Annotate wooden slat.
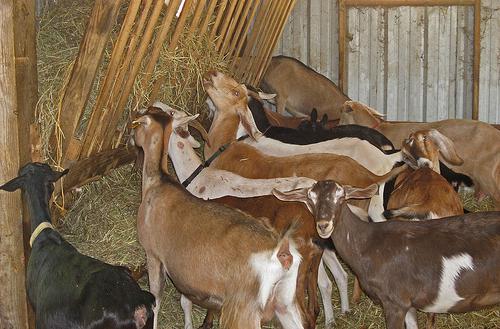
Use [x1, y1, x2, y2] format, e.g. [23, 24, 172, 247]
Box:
[188, 0, 206, 33]
[215, 0, 238, 50]
[54, 147, 135, 196]
[209, 0, 229, 40]
[437, 6, 450, 120]
[50, 0, 122, 163]
[386, 7, 397, 119]
[168, 0, 195, 51]
[226, 0, 254, 58]
[345, 0, 475, 6]
[199, 0, 219, 35]
[219, 0, 245, 53]
[426, 6, 439, 121]
[347, 7, 360, 101]
[447, 6, 458, 118]
[78, 0, 141, 159]
[255, 0, 296, 85]
[0, 0, 29, 327]
[358, 8, 370, 104]
[13, 1, 39, 325]
[99, 0, 165, 151]
[230, 0, 261, 69]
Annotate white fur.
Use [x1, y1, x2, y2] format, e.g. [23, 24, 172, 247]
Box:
[180, 295, 194, 329]
[322, 249, 350, 314]
[237, 122, 402, 176]
[250, 241, 303, 328]
[423, 253, 474, 313]
[404, 307, 419, 329]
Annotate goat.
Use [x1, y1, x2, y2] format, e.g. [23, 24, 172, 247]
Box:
[248, 97, 395, 150]
[339, 100, 500, 209]
[153, 103, 348, 328]
[260, 55, 350, 118]
[130, 110, 303, 329]
[0, 162, 155, 329]
[384, 129, 465, 221]
[273, 180, 500, 329]
[203, 70, 402, 176]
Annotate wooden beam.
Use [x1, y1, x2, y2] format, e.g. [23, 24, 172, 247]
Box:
[344, 0, 475, 6]
[54, 146, 135, 196]
[13, 1, 38, 327]
[199, 0, 218, 35]
[472, 0, 480, 120]
[49, 0, 122, 165]
[0, 0, 29, 327]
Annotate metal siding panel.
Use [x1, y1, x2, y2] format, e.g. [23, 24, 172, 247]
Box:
[455, 6, 467, 118]
[426, 6, 440, 122]
[330, 0, 339, 83]
[309, 0, 321, 71]
[320, 0, 332, 79]
[478, 0, 491, 122]
[397, 7, 410, 120]
[347, 7, 360, 100]
[488, 0, 499, 123]
[386, 8, 399, 120]
[368, 8, 385, 111]
[448, 6, 458, 118]
[409, 6, 425, 121]
[358, 8, 370, 104]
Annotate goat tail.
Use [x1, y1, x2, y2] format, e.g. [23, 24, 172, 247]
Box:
[376, 163, 409, 186]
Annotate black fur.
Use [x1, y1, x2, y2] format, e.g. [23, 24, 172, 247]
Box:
[247, 97, 395, 151]
[1, 163, 155, 329]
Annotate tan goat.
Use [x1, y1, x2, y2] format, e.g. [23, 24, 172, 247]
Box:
[131, 109, 304, 329]
[340, 100, 500, 209]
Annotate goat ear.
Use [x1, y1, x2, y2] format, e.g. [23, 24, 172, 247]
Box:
[272, 187, 309, 204]
[344, 184, 378, 200]
[0, 175, 25, 192]
[427, 130, 463, 165]
[342, 101, 353, 113]
[310, 108, 318, 121]
[49, 169, 69, 182]
[239, 107, 262, 140]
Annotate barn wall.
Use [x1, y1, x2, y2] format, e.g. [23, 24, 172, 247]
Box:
[274, 0, 500, 124]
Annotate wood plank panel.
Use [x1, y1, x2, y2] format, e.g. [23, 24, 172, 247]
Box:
[408, 7, 425, 121]
[357, 8, 370, 104]
[386, 7, 399, 119]
[347, 7, 359, 100]
[0, 1, 29, 327]
[437, 6, 451, 120]
[426, 6, 439, 121]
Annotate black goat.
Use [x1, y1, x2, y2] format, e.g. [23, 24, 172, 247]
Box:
[0, 162, 154, 329]
[247, 97, 395, 151]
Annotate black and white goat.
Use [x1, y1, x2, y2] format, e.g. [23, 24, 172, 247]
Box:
[0, 163, 155, 329]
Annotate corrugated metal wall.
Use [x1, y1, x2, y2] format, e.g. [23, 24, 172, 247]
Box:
[274, 0, 500, 124]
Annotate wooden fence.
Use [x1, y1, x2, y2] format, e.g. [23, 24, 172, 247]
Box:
[50, 0, 295, 193]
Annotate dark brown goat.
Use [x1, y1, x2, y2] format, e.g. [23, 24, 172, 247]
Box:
[274, 181, 500, 329]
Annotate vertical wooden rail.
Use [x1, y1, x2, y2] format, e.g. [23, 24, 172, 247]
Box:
[472, 0, 480, 120]
[189, 0, 206, 33]
[226, 0, 254, 58]
[168, 0, 195, 51]
[230, 0, 261, 69]
[219, 0, 246, 53]
[210, 0, 229, 40]
[13, 1, 38, 327]
[200, 0, 219, 35]
[256, 0, 296, 85]
[0, 1, 29, 328]
[79, 0, 141, 159]
[215, 0, 238, 50]
[99, 0, 165, 151]
[49, 0, 122, 164]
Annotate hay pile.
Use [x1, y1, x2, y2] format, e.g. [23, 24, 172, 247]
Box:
[38, 1, 498, 328]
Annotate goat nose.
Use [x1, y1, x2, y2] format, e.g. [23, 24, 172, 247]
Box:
[317, 221, 330, 233]
[205, 70, 217, 78]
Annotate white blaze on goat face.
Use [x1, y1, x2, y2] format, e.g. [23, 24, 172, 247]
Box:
[250, 241, 301, 310]
[423, 253, 475, 313]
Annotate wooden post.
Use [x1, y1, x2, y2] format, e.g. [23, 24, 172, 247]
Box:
[49, 0, 122, 166]
[13, 1, 38, 327]
[338, 0, 347, 92]
[0, 1, 29, 328]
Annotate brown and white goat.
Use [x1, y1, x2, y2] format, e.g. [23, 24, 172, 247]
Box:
[384, 129, 464, 221]
[340, 100, 500, 209]
[273, 181, 500, 329]
[131, 110, 303, 329]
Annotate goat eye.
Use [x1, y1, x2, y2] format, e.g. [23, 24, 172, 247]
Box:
[233, 90, 240, 97]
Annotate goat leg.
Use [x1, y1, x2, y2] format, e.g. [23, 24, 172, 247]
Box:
[352, 276, 362, 304]
[199, 310, 215, 329]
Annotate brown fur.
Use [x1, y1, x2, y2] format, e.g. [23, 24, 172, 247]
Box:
[340, 101, 500, 209]
[133, 111, 297, 329]
[260, 56, 350, 119]
[275, 181, 500, 329]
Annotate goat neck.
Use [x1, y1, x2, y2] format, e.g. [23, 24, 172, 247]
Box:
[205, 109, 240, 158]
[331, 204, 373, 276]
[23, 184, 53, 233]
[168, 129, 202, 182]
[140, 126, 167, 197]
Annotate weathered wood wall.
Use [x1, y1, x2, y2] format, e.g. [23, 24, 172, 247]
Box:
[274, 0, 499, 123]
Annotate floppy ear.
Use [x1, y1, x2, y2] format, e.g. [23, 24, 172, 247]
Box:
[272, 187, 310, 204]
[344, 184, 378, 200]
[258, 92, 276, 100]
[49, 169, 69, 183]
[427, 129, 463, 165]
[0, 175, 25, 192]
[238, 107, 262, 140]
